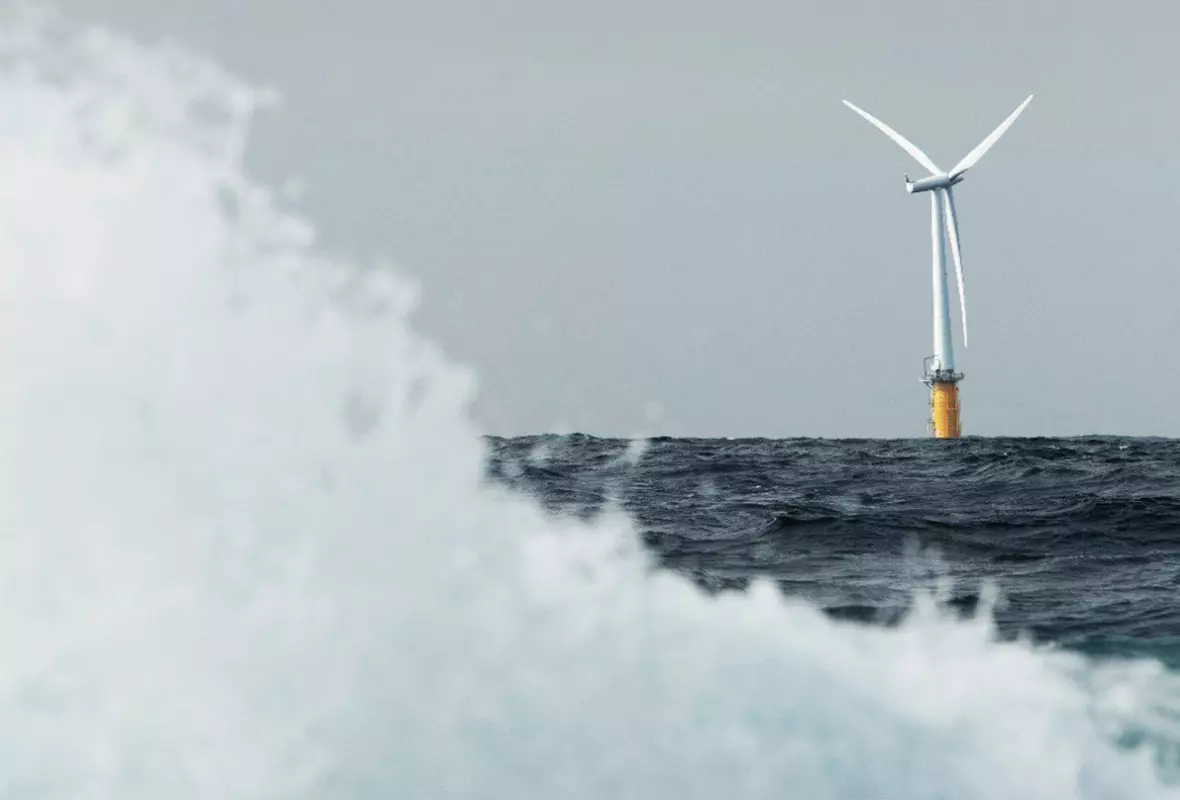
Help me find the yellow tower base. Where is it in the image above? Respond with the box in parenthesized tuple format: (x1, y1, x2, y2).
(929, 381, 961, 438)
(922, 359, 963, 439)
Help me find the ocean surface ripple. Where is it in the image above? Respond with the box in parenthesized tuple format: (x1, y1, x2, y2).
(486, 435, 1180, 665)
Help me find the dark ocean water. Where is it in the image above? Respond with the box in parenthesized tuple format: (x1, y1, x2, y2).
(484, 435, 1180, 667)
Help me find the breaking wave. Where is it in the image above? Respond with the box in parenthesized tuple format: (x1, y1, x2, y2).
(1, 7, 1179, 798)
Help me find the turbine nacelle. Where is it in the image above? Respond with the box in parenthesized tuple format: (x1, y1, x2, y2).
(904, 173, 964, 194)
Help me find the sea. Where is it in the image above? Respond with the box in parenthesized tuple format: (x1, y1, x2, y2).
(485, 435, 1180, 667)
(4, 5, 1180, 799)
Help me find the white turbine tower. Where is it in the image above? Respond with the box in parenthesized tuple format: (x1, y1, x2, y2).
(842, 94, 1033, 438)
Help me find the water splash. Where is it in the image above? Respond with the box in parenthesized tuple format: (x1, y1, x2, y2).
(0, 7, 1179, 798)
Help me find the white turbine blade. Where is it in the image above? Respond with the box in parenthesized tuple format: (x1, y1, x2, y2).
(942, 187, 967, 347)
(949, 94, 1033, 178)
(842, 99, 942, 175)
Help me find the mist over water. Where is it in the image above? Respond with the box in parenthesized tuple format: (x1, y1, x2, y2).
(2, 7, 1180, 797)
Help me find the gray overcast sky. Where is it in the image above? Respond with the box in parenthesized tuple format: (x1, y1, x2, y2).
(50, 0, 1180, 438)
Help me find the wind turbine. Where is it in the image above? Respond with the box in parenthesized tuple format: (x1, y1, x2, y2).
(842, 94, 1033, 438)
